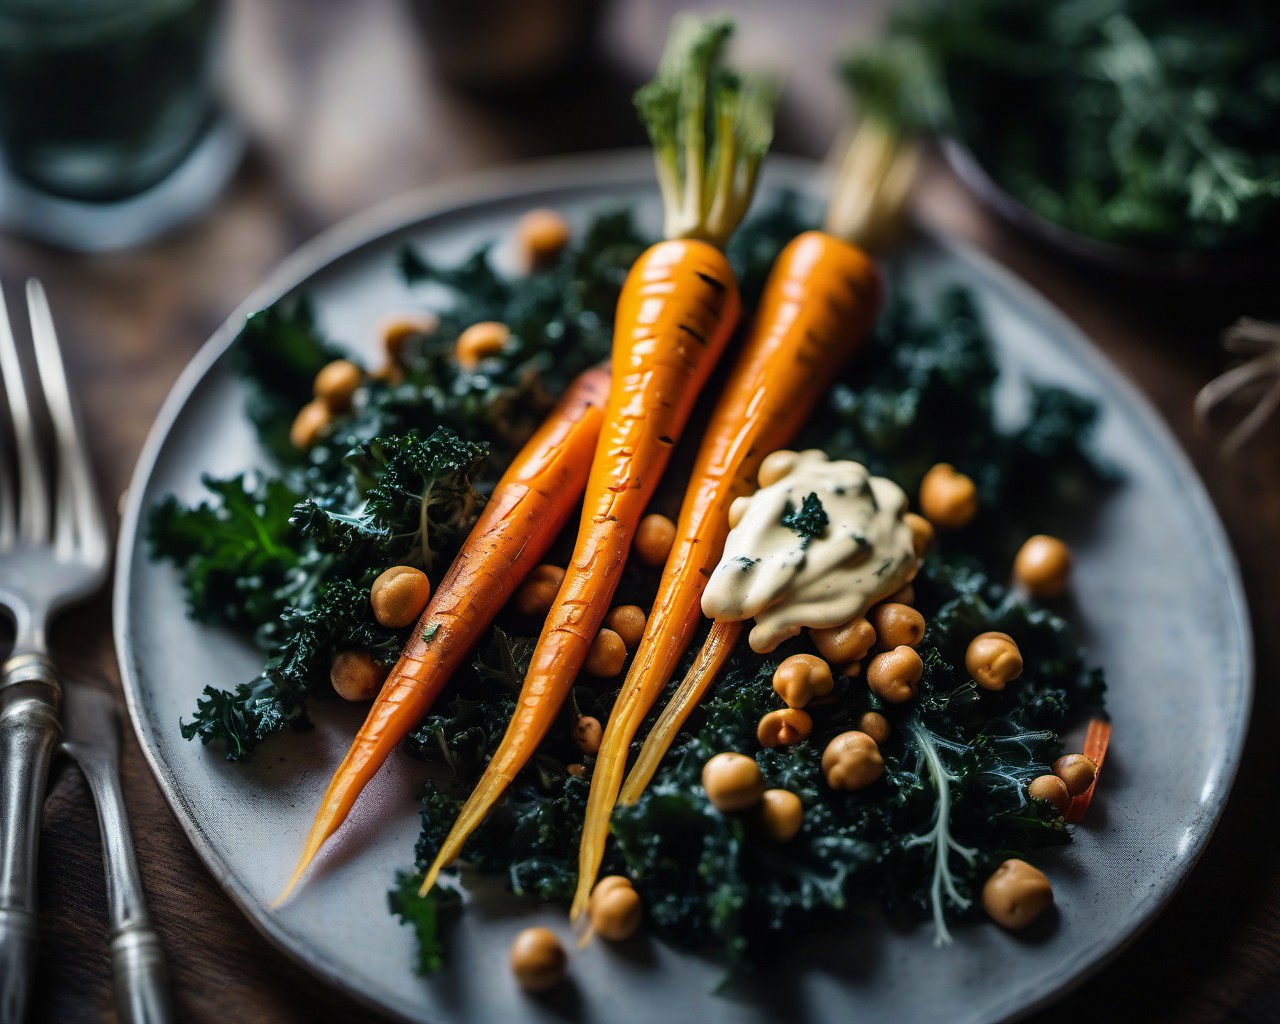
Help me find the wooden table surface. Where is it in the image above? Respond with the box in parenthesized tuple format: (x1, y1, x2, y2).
(2, 1, 1277, 1021)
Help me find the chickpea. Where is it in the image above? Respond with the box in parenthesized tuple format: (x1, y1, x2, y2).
(919, 463, 978, 529)
(509, 927, 567, 992)
(513, 564, 564, 617)
(634, 513, 677, 567)
(289, 399, 330, 450)
(981, 859, 1053, 931)
(369, 565, 431, 629)
(1053, 753, 1098, 797)
(583, 629, 627, 678)
(1028, 774, 1070, 816)
(757, 450, 799, 487)
(727, 495, 751, 528)
(566, 763, 587, 779)
(701, 752, 765, 812)
(965, 631, 1023, 692)
(572, 715, 603, 756)
(757, 789, 804, 843)
(756, 708, 813, 748)
(903, 512, 935, 557)
(330, 650, 389, 702)
(866, 646, 924, 704)
(588, 876, 642, 941)
(376, 310, 439, 365)
(455, 321, 510, 370)
(515, 208, 572, 272)
(604, 605, 647, 651)
(858, 711, 891, 746)
(313, 359, 363, 413)
(869, 602, 926, 649)
(1014, 534, 1073, 598)
(771, 654, 835, 709)
(809, 618, 876, 671)
(822, 731, 884, 791)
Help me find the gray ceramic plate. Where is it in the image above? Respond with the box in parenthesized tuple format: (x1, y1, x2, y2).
(114, 152, 1252, 1024)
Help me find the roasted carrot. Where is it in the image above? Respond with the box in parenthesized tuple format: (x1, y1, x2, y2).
(417, 15, 777, 898)
(571, 229, 883, 922)
(1066, 718, 1111, 823)
(276, 365, 609, 902)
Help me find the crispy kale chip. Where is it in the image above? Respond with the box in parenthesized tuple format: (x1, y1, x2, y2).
(780, 492, 829, 544)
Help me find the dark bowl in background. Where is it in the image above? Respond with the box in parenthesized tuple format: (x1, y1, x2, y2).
(940, 136, 1279, 286)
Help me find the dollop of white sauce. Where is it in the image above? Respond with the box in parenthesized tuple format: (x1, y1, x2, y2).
(702, 449, 917, 653)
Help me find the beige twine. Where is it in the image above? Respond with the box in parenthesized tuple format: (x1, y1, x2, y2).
(1193, 317, 1280, 457)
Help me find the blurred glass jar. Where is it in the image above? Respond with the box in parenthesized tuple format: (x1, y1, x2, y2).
(0, 0, 220, 201)
(408, 0, 605, 93)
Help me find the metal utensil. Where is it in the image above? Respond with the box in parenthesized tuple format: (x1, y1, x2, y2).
(59, 682, 174, 1024)
(0, 279, 109, 1023)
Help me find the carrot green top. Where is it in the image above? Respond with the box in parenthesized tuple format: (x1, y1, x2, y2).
(635, 15, 779, 249)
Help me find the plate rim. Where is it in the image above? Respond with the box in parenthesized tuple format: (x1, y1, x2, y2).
(112, 148, 1254, 1024)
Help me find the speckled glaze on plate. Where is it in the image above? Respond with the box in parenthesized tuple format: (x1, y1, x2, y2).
(114, 152, 1252, 1024)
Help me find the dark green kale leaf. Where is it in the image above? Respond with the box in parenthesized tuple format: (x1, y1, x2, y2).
(146, 474, 308, 629)
(232, 299, 346, 463)
(780, 492, 829, 544)
(389, 871, 460, 975)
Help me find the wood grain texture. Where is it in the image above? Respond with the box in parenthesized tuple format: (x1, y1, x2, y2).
(1, 0, 1276, 1022)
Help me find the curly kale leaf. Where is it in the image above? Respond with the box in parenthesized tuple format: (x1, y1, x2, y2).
(147, 474, 309, 630)
(389, 871, 460, 975)
(295, 428, 488, 571)
(780, 492, 829, 544)
(179, 578, 403, 758)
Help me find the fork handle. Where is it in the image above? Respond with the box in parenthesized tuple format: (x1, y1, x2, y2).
(111, 926, 173, 1024)
(0, 652, 60, 1024)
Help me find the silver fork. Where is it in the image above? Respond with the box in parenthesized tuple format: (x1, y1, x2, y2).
(0, 280, 110, 1023)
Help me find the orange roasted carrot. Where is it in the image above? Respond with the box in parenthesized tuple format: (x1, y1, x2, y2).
(277, 365, 609, 901)
(571, 229, 883, 921)
(1066, 718, 1111, 823)
(417, 15, 777, 897)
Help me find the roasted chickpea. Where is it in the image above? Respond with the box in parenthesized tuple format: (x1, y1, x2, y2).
(634, 513, 676, 567)
(982, 859, 1053, 931)
(771, 653, 835, 709)
(809, 618, 876, 671)
(903, 512, 935, 557)
(509, 927, 567, 992)
(289, 399, 330, 450)
(822, 731, 884, 791)
(1053, 753, 1098, 797)
(756, 708, 813, 748)
(869, 602, 926, 649)
(858, 711, 891, 746)
(572, 715, 603, 756)
(566, 763, 587, 779)
(757, 789, 804, 843)
(604, 605, 647, 651)
(1014, 534, 1073, 598)
(584, 628, 627, 678)
(702, 752, 765, 812)
(455, 321, 510, 370)
(1028, 774, 1071, 816)
(369, 565, 431, 629)
(866, 646, 924, 704)
(757, 449, 799, 487)
(965, 631, 1023, 692)
(727, 495, 751, 528)
(515, 208, 572, 272)
(919, 463, 978, 529)
(588, 876, 642, 941)
(376, 310, 439, 365)
(330, 650, 389, 702)
(513, 564, 564, 616)
(312, 359, 363, 414)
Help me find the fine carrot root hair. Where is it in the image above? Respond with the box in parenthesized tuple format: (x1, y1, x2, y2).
(276, 365, 609, 904)
(417, 14, 776, 899)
